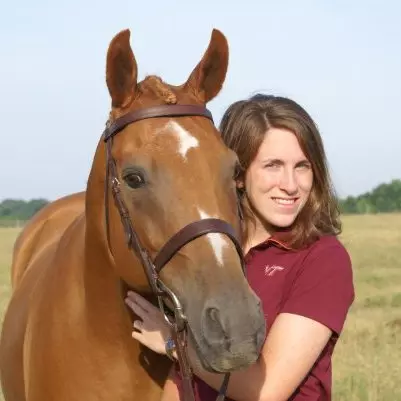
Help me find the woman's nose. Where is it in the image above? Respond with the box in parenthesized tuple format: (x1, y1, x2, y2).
(279, 168, 298, 194)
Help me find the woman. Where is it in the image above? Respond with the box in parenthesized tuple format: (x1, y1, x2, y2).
(125, 94, 355, 401)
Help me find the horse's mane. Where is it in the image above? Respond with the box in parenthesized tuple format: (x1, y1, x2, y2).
(142, 75, 177, 105)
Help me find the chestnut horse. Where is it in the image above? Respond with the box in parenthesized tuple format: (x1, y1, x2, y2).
(0, 28, 266, 401)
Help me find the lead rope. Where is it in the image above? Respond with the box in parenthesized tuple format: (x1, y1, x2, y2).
(216, 374, 231, 401)
(172, 328, 196, 401)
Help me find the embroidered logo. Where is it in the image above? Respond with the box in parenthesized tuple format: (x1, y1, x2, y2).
(264, 265, 285, 277)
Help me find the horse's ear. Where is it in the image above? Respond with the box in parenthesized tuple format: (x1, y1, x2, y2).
(106, 29, 138, 108)
(185, 29, 229, 103)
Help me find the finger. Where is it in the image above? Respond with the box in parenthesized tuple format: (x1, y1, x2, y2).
(126, 292, 151, 313)
(132, 330, 144, 343)
(132, 330, 150, 345)
(127, 291, 162, 315)
(131, 330, 164, 355)
(125, 297, 148, 319)
(133, 320, 143, 332)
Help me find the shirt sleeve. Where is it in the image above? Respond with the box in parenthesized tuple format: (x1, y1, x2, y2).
(280, 240, 355, 336)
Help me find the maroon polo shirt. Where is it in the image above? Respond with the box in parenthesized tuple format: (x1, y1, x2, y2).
(174, 234, 355, 401)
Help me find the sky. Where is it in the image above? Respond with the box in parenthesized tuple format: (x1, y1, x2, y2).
(1, 0, 400, 201)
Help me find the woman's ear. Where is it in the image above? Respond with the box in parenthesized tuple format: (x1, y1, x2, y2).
(236, 179, 245, 192)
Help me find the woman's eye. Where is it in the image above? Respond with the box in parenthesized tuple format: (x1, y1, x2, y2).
(296, 163, 311, 170)
(264, 163, 279, 169)
(123, 173, 145, 189)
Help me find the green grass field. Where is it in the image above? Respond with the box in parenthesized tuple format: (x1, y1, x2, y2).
(0, 214, 400, 400)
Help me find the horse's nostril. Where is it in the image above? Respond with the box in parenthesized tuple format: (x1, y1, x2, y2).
(207, 307, 220, 323)
(202, 307, 228, 344)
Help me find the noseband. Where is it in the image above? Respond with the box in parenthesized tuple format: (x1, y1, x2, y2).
(103, 104, 245, 401)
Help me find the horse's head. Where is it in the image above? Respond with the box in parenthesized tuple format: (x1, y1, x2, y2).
(101, 29, 266, 373)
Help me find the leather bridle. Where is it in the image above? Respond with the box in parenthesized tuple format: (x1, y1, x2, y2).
(103, 104, 245, 401)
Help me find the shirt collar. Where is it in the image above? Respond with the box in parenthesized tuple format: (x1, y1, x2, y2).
(248, 230, 294, 252)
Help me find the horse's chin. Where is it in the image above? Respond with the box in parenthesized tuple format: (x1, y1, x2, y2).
(187, 327, 259, 374)
(187, 330, 224, 373)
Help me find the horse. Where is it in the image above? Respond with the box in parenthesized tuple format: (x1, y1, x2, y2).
(0, 28, 266, 401)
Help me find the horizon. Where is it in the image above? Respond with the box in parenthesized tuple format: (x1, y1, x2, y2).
(2, 178, 400, 203)
(1, 1, 401, 201)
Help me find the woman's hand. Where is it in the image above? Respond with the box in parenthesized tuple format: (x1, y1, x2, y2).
(124, 291, 172, 355)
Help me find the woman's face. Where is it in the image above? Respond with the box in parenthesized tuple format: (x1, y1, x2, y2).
(243, 127, 313, 230)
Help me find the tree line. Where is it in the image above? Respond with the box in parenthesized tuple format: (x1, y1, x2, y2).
(339, 179, 401, 214)
(0, 179, 400, 223)
(0, 198, 49, 223)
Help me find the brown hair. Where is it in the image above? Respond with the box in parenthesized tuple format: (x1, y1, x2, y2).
(219, 93, 341, 249)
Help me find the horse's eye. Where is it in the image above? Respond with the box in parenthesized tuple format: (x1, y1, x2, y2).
(123, 172, 146, 189)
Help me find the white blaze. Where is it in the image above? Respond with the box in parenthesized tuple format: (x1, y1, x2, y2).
(165, 121, 199, 160)
(198, 209, 228, 266)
